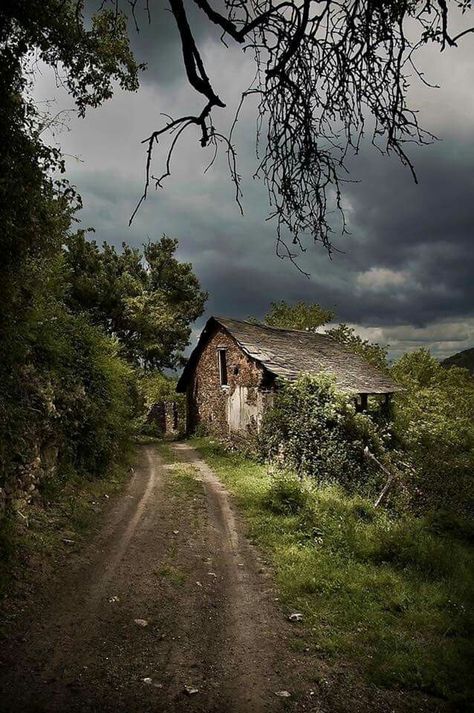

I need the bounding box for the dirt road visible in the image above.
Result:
[0,443,314,713]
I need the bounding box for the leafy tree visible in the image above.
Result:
[391,349,474,513]
[0,1,142,504]
[0,0,140,344]
[65,233,207,369]
[139,373,180,411]
[1,1,139,115]
[326,324,388,371]
[131,0,473,256]
[0,236,141,494]
[261,300,335,331]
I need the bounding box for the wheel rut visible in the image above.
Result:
[0,443,310,713]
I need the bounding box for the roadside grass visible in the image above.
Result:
[192,437,474,708]
[156,440,177,462]
[0,449,134,624]
[165,463,203,499]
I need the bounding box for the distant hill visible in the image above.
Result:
[441,347,474,376]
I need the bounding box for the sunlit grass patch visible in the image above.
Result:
[157,563,186,587]
[191,437,474,706]
[165,463,202,498]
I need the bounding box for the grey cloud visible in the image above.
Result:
[337,139,474,326]
[42,11,474,360]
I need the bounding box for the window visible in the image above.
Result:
[217,349,228,386]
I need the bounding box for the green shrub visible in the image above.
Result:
[391,349,474,513]
[264,472,310,514]
[0,303,139,496]
[259,374,388,494]
[33,308,139,476]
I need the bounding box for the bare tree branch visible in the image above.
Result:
[128,0,472,258]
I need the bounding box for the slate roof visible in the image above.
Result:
[177,316,401,395]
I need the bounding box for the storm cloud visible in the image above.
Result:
[35,3,474,360]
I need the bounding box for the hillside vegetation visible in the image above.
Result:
[0,4,205,530]
[442,347,474,376]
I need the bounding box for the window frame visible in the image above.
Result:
[217,348,228,387]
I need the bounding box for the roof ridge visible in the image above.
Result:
[177,315,401,394]
[215,315,329,337]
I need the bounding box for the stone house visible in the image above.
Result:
[176,316,400,438]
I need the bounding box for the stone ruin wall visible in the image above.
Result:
[186,325,274,438]
[0,439,59,521]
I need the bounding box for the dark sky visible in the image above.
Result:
[35,2,474,359]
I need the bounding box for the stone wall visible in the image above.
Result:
[186,325,274,438]
[0,438,59,520]
[147,400,182,436]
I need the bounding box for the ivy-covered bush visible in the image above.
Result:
[0,301,140,498]
[259,358,474,516]
[259,374,389,493]
[39,313,139,475]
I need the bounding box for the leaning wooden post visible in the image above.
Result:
[364,447,399,508]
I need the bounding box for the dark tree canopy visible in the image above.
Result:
[1,0,140,115]
[0,0,141,328]
[65,234,208,369]
[0,1,144,487]
[131,0,473,259]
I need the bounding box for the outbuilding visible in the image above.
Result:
[176,316,400,438]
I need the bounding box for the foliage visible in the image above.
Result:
[260,300,335,331]
[0,0,140,320]
[1,0,140,115]
[139,373,180,411]
[259,374,388,493]
[258,349,474,516]
[0,0,142,502]
[192,438,474,707]
[391,349,474,513]
[326,323,389,371]
[137,372,185,438]
[65,233,207,369]
[264,471,311,515]
[0,0,140,369]
[0,259,141,490]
